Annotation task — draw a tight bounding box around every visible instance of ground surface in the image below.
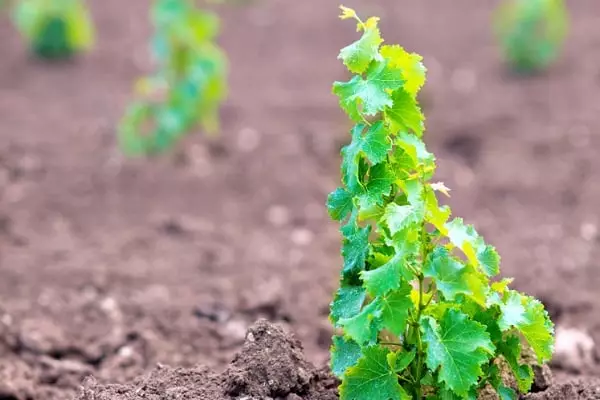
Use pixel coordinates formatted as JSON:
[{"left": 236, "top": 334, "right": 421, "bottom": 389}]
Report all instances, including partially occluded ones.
[{"left": 1, "top": 0, "right": 600, "bottom": 398}]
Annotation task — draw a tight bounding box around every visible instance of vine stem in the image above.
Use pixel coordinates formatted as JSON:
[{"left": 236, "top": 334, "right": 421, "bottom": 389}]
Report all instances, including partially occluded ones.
[{"left": 413, "top": 221, "right": 430, "bottom": 399}]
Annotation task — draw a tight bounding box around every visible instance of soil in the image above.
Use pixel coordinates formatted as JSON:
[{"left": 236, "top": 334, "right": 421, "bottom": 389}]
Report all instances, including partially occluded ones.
[{"left": 1, "top": 0, "right": 600, "bottom": 399}]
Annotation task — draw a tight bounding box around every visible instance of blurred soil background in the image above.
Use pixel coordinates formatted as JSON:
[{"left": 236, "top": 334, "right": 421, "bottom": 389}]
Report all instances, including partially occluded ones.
[{"left": 1, "top": 0, "right": 600, "bottom": 398}]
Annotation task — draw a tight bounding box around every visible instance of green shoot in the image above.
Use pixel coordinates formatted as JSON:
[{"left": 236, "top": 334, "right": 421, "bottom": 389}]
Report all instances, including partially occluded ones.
[
  {"left": 118, "top": 0, "right": 227, "bottom": 156},
  {"left": 494, "top": 0, "right": 568, "bottom": 73},
  {"left": 328, "top": 6, "right": 555, "bottom": 399}
]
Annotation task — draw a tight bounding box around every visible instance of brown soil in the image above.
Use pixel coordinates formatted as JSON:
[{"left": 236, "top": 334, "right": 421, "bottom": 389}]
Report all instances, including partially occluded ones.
[
  {"left": 1, "top": 0, "right": 600, "bottom": 399},
  {"left": 76, "top": 320, "right": 338, "bottom": 400}
]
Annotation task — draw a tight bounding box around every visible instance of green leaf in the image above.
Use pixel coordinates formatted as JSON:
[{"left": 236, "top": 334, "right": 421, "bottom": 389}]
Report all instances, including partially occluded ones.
[
  {"left": 421, "top": 309, "right": 494, "bottom": 396},
  {"left": 498, "top": 290, "right": 526, "bottom": 331},
  {"left": 362, "top": 232, "right": 418, "bottom": 294},
  {"left": 359, "top": 163, "right": 395, "bottom": 206},
  {"left": 477, "top": 245, "right": 500, "bottom": 277},
  {"left": 339, "top": 299, "right": 382, "bottom": 345},
  {"left": 340, "top": 346, "right": 408, "bottom": 400},
  {"left": 361, "top": 121, "right": 391, "bottom": 165},
  {"left": 397, "top": 132, "right": 434, "bottom": 169},
  {"left": 340, "top": 122, "right": 392, "bottom": 193},
  {"left": 438, "top": 388, "right": 477, "bottom": 400},
  {"left": 424, "top": 189, "right": 451, "bottom": 233},
  {"left": 499, "top": 291, "right": 554, "bottom": 363},
  {"left": 328, "top": 187, "right": 354, "bottom": 221},
  {"left": 423, "top": 247, "right": 472, "bottom": 302},
  {"left": 383, "top": 203, "right": 422, "bottom": 236},
  {"left": 498, "top": 335, "right": 534, "bottom": 393},
  {"left": 341, "top": 124, "right": 367, "bottom": 190},
  {"left": 379, "top": 282, "right": 414, "bottom": 336},
  {"left": 366, "top": 60, "right": 404, "bottom": 94},
  {"left": 498, "top": 385, "right": 517, "bottom": 400},
  {"left": 380, "top": 44, "right": 426, "bottom": 97},
  {"left": 331, "top": 285, "right": 366, "bottom": 324},
  {"left": 342, "top": 224, "right": 371, "bottom": 275},
  {"left": 401, "top": 179, "right": 424, "bottom": 207},
  {"left": 333, "top": 60, "right": 404, "bottom": 120},
  {"left": 388, "top": 349, "right": 415, "bottom": 373},
  {"left": 361, "top": 261, "right": 401, "bottom": 297},
  {"left": 338, "top": 19, "right": 383, "bottom": 74},
  {"left": 389, "top": 147, "right": 416, "bottom": 179},
  {"left": 331, "top": 335, "right": 362, "bottom": 378},
  {"left": 341, "top": 122, "right": 391, "bottom": 190},
  {"left": 384, "top": 88, "right": 424, "bottom": 136},
  {"left": 445, "top": 218, "right": 496, "bottom": 276}
]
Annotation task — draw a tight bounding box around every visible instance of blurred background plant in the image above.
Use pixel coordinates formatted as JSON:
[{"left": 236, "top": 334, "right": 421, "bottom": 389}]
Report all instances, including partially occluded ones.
[
  {"left": 11, "top": 0, "right": 94, "bottom": 59},
  {"left": 494, "top": 0, "right": 568, "bottom": 74},
  {"left": 117, "top": 0, "right": 228, "bottom": 157}
]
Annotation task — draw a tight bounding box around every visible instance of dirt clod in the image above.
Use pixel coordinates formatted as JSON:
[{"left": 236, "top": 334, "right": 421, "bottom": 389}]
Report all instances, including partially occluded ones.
[
  {"left": 524, "top": 377, "right": 600, "bottom": 400},
  {"left": 76, "top": 319, "right": 338, "bottom": 400},
  {"left": 532, "top": 364, "right": 554, "bottom": 392}
]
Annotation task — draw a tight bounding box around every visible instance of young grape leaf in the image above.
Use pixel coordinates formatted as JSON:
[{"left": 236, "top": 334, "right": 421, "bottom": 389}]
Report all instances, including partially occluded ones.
[
  {"left": 445, "top": 218, "right": 499, "bottom": 276},
  {"left": 331, "top": 335, "right": 362, "bottom": 378},
  {"left": 477, "top": 245, "right": 501, "bottom": 277},
  {"left": 341, "top": 124, "right": 367, "bottom": 190},
  {"left": 384, "top": 88, "right": 424, "bottom": 136},
  {"left": 359, "top": 163, "right": 395, "bottom": 206},
  {"left": 388, "top": 349, "right": 415, "bottom": 373},
  {"left": 333, "top": 60, "right": 404, "bottom": 120},
  {"left": 342, "top": 224, "right": 371, "bottom": 275},
  {"left": 340, "top": 346, "right": 409, "bottom": 400},
  {"left": 423, "top": 247, "right": 472, "bottom": 301},
  {"left": 339, "top": 299, "right": 382, "bottom": 345},
  {"left": 338, "top": 16, "right": 383, "bottom": 74},
  {"left": 437, "top": 388, "right": 478, "bottom": 400},
  {"left": 361, "top": 261, "right": 401, "bottom": 297},
  {"left": 383, "top": 203, "right": 422, "bottom": 236},
  {"left": 498, "top": 335, "right": 534, "bottom": 393},
  {"left": 327, "top": 187, "right": 354, "bottom": 221},
  {"left": 498, "top": 385, "right": 517, "bottom": 400},
  {"left": 421, "top": 309, "right": 494, "bottom": 396},
  {"left": 379, "top": 282, "right": 414, "bottom": 336},
  {"left": 499, "top": 291, "right": 554, "bottom": 363},
  {"left": 380, "top": 44, "right": 426, "bottom": 97},
  {"left": 401, "top": 178, "right": 425, "bottom": 207},
  {"left": 397, "top": 132, "right": 434, "bottom": 168},
  {"left": 362, "top": 231, "right": 418, "bottom": 295},
  {"left": 361, "top": 120, "right": 391, "bottom": 165},
  {"left": 331, "top": 285, "right": 366, "bottom": 324},
  {"left": 424, "top": 189, "right": 452, "bottom": 233},
  {"left": 498, "top": 290, "right": 526, "bottom": 331}
]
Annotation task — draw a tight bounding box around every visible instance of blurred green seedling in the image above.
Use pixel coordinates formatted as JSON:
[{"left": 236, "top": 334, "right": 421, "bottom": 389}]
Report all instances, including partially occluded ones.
[
  {"left": 118, "top": 0, "right": 227, "bottom": 156},
  {"left": 12, "top": 0, "right": 94, "bottom": 59},
  {"left": 328, "top": 6, "right": 555, "bottom": 399},
  {"left": 494, "top": 0, "right": 568, "bottom": 73}
]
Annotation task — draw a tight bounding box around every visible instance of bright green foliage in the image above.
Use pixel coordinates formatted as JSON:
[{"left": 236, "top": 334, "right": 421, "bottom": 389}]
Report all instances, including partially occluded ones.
[
  {"left": 340, "top": 346, "right": 410, "bottom": 400},
  {"left": 118, "top": 0, "right": 227, "bottom": 156},
  {"left": 12, "top": 0, "right": 94, "bottom": 59},
  {"left": 494, "top": 0, "right": 568, "bottom": 73},
  {"left": 329, "top": 6, "right": 554, "bottom": 399},
  {"left": 421, "top": 310, "right": 494, "bottom": 396}
]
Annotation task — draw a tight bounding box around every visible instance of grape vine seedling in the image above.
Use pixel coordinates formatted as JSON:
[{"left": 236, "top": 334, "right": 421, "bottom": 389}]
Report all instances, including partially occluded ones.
[
  {"left": 327, "top": 6, "right": 554, "bottom": 399},
  {"left": 494, "top": 0, "right": 568, "bottom": 73},
  {"left": 118, "top": 0, "right": 227, "bottom": 156},
  {"left": 12, "top": 0, "right": 94, "bottom": 59}
]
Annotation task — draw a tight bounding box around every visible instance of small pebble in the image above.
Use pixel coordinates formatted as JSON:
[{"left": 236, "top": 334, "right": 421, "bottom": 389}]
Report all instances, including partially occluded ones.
[
  {"left": 291, "top": 228, "right": 313, "bottom": 246},
  {"left": 451, "top": 68, "right": 477, "bottom": 94},
  {"left": 553, "top": 326, "right": 595, "bottom": 372},
  {"left": 236, "top": 127, "right": 261, "bottom": 153},
  {"left": 580, "top": 222, "right": 597, "bottom": 242},
  {"left": 267, "top": 205, "right": 290, "bottom": 227}
]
